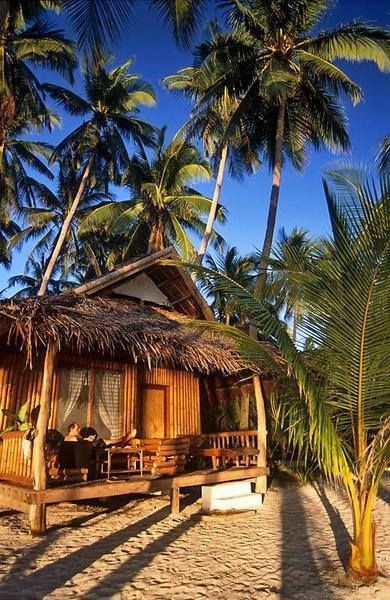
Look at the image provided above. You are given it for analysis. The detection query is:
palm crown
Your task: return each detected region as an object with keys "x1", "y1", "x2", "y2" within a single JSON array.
[
  {"x1": 0, "y1": 5, "x2": 75, "y2": 128},
  {"x1": 36, "y1": 54, "x2": 156, "y2": 295},
  {"x1": 45, "y1": 54, "x2": 157, "y2": 174},
  {"x1": 79, "y1": 128, "x2": 225, "y2": 260},
  {"x1": 181, "y1": 0, "x2": 390, "y2": 275}
]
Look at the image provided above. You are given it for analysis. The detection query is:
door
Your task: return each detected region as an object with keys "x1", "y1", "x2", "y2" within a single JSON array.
[{"x1": 142, "y1": 385, "x2": 166, "y2": 438}]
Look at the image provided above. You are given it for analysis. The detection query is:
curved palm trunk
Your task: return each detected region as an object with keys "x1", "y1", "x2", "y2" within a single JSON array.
[
  {"x1": 256, "y1": 99, "x2": 286, "y2": 294},
  {"x1": 197, "y1": 144, "x2": 228, "y2": 264},
  {"x1": 38, "y1": 152, "x2": 95, "y2": 296}
]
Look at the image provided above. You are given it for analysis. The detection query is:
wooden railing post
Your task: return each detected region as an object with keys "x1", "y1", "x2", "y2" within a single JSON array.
[
  {"x1": 30, "y1": 342, "x2": 56, "y2": 536},
  {"x1": 253, "y1": 374, "x2": 267, "y2": 494}
]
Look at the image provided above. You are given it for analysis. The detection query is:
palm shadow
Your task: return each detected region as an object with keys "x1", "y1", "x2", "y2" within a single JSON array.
[
  {"x1": 279, "y1": 485, "x2": 337, "y2": 599},
  {"x1": 314, "y1": 483, "x2": 351, "y2": 567},
  {"x1": 0, "y1": 500, "x2": 171, "y2": 598}
]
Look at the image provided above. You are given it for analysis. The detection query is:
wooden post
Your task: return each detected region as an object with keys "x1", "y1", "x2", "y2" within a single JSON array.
[
  {"x1": 253, "y1": 374, "x2": 267, "y2": 494},
  {"x1": 239, "y1": 385, "x2": 250, "y2": 430},
  {"x1": 170, "y1": 486, "x2": 180, "y2": 515},
  {"x1": 30, "y1": 342, "x2": 56, "y2": 536}
]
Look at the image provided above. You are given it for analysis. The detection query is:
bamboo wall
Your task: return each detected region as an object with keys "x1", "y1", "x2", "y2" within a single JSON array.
[{"x1": 0, "y1": 353, "x2": 201, "y2": 438}]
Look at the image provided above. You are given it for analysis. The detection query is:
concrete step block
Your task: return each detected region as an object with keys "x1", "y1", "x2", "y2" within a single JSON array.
[
  {"x1": 202, "y1": 480, "x2": 252, "y2": 502},
  {"x1": 202, "y1": 492, "x2": 263, "y2": 513}
]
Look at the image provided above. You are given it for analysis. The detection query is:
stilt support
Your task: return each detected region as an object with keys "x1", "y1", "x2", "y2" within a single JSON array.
[
  {"x1": 29, "y1": 504, "x2": 46, "y2": 536},
  {"x1": 170, "y1": 487, "x2": 180, "y2": 515}
]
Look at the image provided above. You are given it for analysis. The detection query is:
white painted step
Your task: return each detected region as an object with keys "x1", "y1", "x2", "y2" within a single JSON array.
[
  {"x1": 202, "y1": 480, "x2": 252, "y2": 501},
  {"x1": 202, "y1": 492, "x2": 263, "y2": 513}
]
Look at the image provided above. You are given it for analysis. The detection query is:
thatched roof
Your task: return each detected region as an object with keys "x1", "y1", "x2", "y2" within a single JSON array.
[{"x1": 0, "y1": 293, "x2": 257, "y2": 375}]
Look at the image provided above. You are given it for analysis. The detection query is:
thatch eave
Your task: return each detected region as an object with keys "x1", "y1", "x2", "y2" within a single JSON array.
[{"x1": 0, "y1": 293, "x2": 267, "y2": 376}]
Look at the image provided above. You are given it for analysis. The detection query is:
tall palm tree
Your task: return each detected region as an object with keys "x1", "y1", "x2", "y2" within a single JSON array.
[
  {"x1": 0, "y1": 0, "x2": 208, "y2": 69},
  {"x1": 37, "y1": 54, "x2": 156, "y2": 295},
  {"x1": 199, "y1": 247, "x2": 256, "y2": 324},
  {"x1": 0, "y1": 115, "x2": 54, "y2": 206},
  {"x1": 6, "y1": 252, "x2": 70, "y2": 297},
  {"x1": 264, "y1": 227, "x2": 317, "y2": 341},
  {"x1": 184, "y1": 1, "x2": 390, "y2": 284},
  {"x1": 80, "y1": 128, "x2": 225, "y2": 260},
  {"x1": 164, "y1": 26, "x2": 262, "y2": 263},
  {"x1": 0, "y1": 2, "x2": 75, "y2": 135},
  {"x1": 0, "y1": 114, "x2": 54, "y2": 267},
  {"x1": 184, "y1": 164, "x2": 390, "y2": 582},
  {"x1": 15, "y1": 161, "x2": 112, "y2": 279}
]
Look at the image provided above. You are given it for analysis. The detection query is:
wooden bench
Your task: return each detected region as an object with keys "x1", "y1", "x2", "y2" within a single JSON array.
[{"x1": 190, "y1": 430, "x2": 260, "y2": 469}]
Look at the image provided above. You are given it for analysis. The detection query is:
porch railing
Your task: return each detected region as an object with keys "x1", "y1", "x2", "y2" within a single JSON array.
[
  {"x1": 198, "y1": 429, "x2": 258, "y2": 450},
  {"x1": 0, "y1": 431, "x2": 33, "y2": 484}
]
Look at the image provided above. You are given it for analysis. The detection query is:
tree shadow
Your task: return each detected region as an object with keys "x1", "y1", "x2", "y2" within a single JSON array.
[
  {"x1": 313, "y1": 483, "x2": 351, "y2": 567},
  {"x1": 87, "y1": 513, "x2": 197, "y2": 597},
  {"x1": 279, "y1": 486, "x2": 337, "y2": 599},
  {"x1": 0, "y1": 501, "x2": 171, "y2": 598}
]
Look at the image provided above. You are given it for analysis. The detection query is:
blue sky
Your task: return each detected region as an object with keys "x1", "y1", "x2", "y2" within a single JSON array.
[{"x1": 2, "y1": 0, "x2": 389, "y2": 293}]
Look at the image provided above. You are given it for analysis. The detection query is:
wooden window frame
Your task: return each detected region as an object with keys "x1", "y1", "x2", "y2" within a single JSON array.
[{"x1": 55, "y1": 361, "x2": 125, "y2": 436}]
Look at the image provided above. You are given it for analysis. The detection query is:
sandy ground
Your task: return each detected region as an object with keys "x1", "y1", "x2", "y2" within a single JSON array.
[{"x1": 0, "y1": 479, "x2": 388, "y2": 600}]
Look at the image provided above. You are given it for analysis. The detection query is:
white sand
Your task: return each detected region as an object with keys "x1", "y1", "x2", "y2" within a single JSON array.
[{"x1": 0, "y1": 480, "x2": 388, "y2": 599}]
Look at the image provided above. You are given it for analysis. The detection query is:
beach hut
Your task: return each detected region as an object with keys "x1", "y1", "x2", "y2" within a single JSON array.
[{"x1": 0, "y1": 248, "x2": 272, "y2": 534}]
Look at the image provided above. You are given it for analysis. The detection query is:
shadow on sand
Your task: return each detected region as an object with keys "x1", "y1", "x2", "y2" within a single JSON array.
[
  {"x1": 313, "y1": 483, "x2": 351, "y2": 568},
  {"x1": 279, "y1": 485, "x2": 337, "y2": 599},
  {"x1": 0, "y1": 494, "x2": 197, "y2": 598}
]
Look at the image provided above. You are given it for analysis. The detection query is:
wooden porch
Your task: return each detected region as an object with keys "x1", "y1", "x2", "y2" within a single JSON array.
[
  {"x1": 0, "y1": 465, "x2": 268, "y2": 515},
  {"x1": 0, "y1": 427, "x2": 268, "y2": 534}
]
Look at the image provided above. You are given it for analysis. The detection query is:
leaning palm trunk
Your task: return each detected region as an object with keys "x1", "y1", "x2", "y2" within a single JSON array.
[
  {"x1": 256, "y1": 99, "x2": 286, "y2": 293},
  {"x1": 38, "y1": 152, "x2": 95, "y2": 296},
  {"x1": 197, "y1": 144, "x2": 228, "y2": 264}
]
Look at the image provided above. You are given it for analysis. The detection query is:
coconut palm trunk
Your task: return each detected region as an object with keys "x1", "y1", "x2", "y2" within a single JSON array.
[
  {"x1": 347, "y1": 480, "x2": 378, "y2": 581},
  {"x1": 38, "y1": 152, "x2": 95, "y2": 296},
  {"x1": 197, "y1": 144, "x2": 228, "y2": 264},
  {"x1": 256, "y1": 99, "x2": 286, "y2": 292},
  {"x1": 147, "y1": 217, "x2": 165, "y2": 254}
]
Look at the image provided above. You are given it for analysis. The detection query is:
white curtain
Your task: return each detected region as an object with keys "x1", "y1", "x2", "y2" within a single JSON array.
[
  {"x1": 57, "y1": 368, "x2": 89, "y2": 431},
  {"x1": 95, "y1": 370, "x2": 122, "y2": 439}
]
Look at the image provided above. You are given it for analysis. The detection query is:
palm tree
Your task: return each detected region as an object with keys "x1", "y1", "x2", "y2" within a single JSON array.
[
  {"x1": 184, "y1": 164, "x2": 390, "y2": 582},
  {"x1": 0, "y1": 115, "x2": 54, "y2": 206},
  {"x1": 376, "y1": 133, "x2": 390, "y2": 173},
  {"x1": 1, "y1": 0, "x2": 208, "y2": 69},
  {"x1": 15, "y1": 161, "x2": 112, "y2": 279},
  {"x1": 264, "y1": 227, "x2": 317, "y2": 342},
  {"x1": 184, "y1": 1, "x2": 390, "y2": 283},
  {"x1": 0, "y1": 115, "x2": 54, "y2": 267},
  {"x1": 0, "y1": 2, "x2": 75, "y2": 134},
  {"x1": 199, "y1": 247, "x2": 256, "y2": 324},
  {"x1": 6, "y1": 253, "x2": 70, "y2": 297},
  {"x1": 164, "y1": 26, "x2": 262, "y2": 263},
  {"x1": 37, "y1": 54, "x2": 156, "y2": 295},
  {"x1": 80, "y1": 128, "x2": 225, "y2": 260}
]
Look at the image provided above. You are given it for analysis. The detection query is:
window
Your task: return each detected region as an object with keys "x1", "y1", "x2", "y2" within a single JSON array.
[{"x1": 57, "y1": 366, "x2": 123, "y2": 439}]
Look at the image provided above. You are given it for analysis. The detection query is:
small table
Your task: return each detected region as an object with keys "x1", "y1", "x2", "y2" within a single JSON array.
[{"x1": 99, "y1": 446, "x2": 144, "y2": 479}]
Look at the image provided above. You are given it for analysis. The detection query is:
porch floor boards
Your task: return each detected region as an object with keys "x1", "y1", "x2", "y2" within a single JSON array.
[{"x1": 0, "y1": 466, "x2": 268, "y2": 512}]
